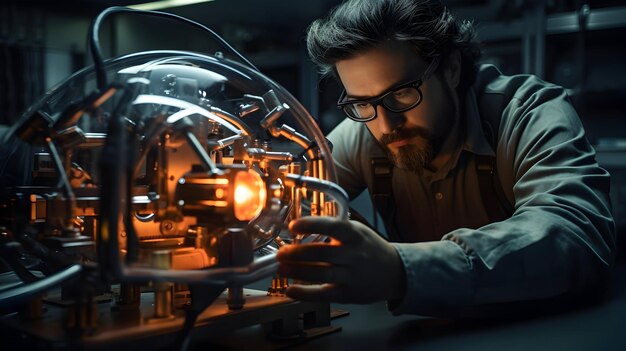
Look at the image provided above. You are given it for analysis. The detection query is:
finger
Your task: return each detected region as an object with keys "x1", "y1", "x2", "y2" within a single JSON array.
[
  {"x1": 285, "y1": 283, "x2": 346, "y2": 303},
  {"x1": 277, "y1": 244, "x2": 351, "y2": 264},
  {"x1": 289, "y1": 217, "x2": 359, "y2": 243},
  {"x1": 278, "y1": 262, "x2": 348, "y2": 284}
]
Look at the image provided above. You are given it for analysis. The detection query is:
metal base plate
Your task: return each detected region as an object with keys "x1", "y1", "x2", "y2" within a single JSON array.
[{"x1": 0, "y1": 288, "x2": 343, "y2": 350}]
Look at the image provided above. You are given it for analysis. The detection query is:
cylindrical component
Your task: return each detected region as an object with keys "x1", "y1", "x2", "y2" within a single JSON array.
[
  {"x1": 220, "y1": 227, "x2": 253, "y2": 310},
  {"x1": 152, "y1": 249, "x2": 172, "y2": 270},
  {"x1": 324, "y1": 201, "x2": 336, "y2": 217},
  {"x1": 286, "y1": 163, "x2": 302, "y2": 220},
  {"x1": 154, "y1": 287, "x2": 174, "y2": 318},
  {"x1": 66, "y1": 297, "x2": 99, "y2": 333},
  {"x1": 115, "y1": 283, "x2": 140, "y2": 310},
  {"x1": 267, "y1": 275, "x2": 289, "y2": 296},
  {"x1": 309, "y1": 158, "x2": 323, "y2": 216},
  {"x1": 227, "y1": 286, "x2": 245, "y2": 310},
  {"x1": 151, "y1": 250, "x2": 174, "y2": 319}
]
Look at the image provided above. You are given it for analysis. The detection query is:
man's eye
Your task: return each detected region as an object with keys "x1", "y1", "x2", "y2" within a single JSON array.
[
  {"x1": 355, "y1": 103, "x2": 370, "y2": 110},
  {"x1": 393, "y1": 88, "x2": 410, "y2": 98}
]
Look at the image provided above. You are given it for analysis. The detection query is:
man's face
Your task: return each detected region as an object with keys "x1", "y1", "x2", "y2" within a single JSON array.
[{"x1": 335, "y1": 41, "x2": 459, "y2": 174}]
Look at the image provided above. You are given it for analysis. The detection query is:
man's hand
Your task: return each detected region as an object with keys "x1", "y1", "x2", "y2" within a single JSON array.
[{"x1": 277, "y1": 216, "x2": 406, "y2": 304}]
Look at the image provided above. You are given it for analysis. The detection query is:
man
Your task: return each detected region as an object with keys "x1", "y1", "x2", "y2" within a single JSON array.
[{"x1": 277, "y1": 0, "x2": 616, "y2": 317}]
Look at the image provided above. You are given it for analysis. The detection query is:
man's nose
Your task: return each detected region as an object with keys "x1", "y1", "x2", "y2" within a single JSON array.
[{"x1": 376, "y1": 105, "x2": 405, "y2": 134}]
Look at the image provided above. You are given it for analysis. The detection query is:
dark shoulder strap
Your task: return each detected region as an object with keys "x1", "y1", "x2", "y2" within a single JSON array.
[
  {"x1": 475, "y1": 154, "x2": 513, "y2": 222},
  {"x1": 369, "y1": 157, "x2": 401, "y2": 241},
  {"x1": 476, "y1": 91, "x2": 514, "y2": 221}
]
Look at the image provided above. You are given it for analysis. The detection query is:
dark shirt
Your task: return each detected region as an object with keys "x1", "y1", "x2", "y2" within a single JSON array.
[{"x1": 328, "y1": 65, "x2": 616, "y2": 316}]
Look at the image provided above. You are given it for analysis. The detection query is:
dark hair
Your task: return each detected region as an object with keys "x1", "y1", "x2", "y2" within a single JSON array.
[{"x1": 307, "y1": 0, "x2": 481, "y2": 91}]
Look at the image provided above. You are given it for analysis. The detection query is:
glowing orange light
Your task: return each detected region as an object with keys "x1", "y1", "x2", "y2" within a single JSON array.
[
  {"x1": 233, "y1": 169, "x2": 266, "y2": 221},
  {"x1": 215, "y1": 188, "x2": 225, "y2": 199},
  {"x1": 235, "y1": 184, "x2": 253, "y2": 204},
  {"x1": 273, "y1": 188, "x2": 281, "y2": 198}
]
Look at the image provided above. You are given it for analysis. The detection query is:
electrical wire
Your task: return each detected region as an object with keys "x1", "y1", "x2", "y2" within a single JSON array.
[
  {"x1": 0, "y1": 242, "x2": 39, "y2": 283},
  {"x1": 175, "y1": 309, "x2": 200, "y2": 351},
  {"x1": 0, "y1": 264, "x2": 82, "y2": 314},
  {"x1": 88, "y1": 6, "x2": 259, "y2": 91}
]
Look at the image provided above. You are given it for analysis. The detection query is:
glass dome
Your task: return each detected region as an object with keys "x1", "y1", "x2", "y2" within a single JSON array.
[{"x1": 2, "y1": 49, "x2": 347, "y2": 285}]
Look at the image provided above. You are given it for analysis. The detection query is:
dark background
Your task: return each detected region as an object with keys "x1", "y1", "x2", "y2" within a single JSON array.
[{"x1": 1, "y1": 0, "x2": 625, "y2": 237}]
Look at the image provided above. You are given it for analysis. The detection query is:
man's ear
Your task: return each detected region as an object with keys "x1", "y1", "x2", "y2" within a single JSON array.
[{"x1": 445, "y1": 50, "x2": 462, "y2": 89}]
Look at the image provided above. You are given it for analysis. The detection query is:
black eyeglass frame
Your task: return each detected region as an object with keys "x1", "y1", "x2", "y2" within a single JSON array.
[{"x1": 336, "y1": 56, "x2": 440, "y2": 122}]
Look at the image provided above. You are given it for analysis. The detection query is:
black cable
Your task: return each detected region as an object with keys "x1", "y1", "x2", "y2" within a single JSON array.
[
  {"x1": 0, "y1": 242, "x2": 39, "y2": 283},
  {"x1": 98, "y1": 82, "x2": 134, "y2": 277},
  {"x1": 96, "y1": 77, "x2": 151, "y2": 277},
  {"x1": 0, "y1": 264, "x2": 82, "y2": 314},
  {"x1": 171, "y1": 285, "x2": 225, "y2": 351},
  {"x1": 89, "y1": 6, "x2": 259, "y2": 91},
  {"x1": 174, "y1": 309, "x2": 201, "y2": 351},
  {"x1": 17, "y1": 228, "x2": 71, "y2": 270}
]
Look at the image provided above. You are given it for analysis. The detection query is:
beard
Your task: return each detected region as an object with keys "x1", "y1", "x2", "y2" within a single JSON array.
[
  {"x1": 379, "y1": 127, "x2": 436, "y2": 175},
  {"x1": 376, "y1": 78, "x2": 460, "y2": 175}
]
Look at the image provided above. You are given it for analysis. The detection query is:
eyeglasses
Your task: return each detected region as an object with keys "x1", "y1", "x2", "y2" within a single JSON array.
[{"x1": 336, "y1": 56, "x2": 440, "y2": 122}]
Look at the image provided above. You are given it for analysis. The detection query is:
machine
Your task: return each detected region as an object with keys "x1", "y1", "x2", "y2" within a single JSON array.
[{"x1": 0, "y1": 7, "x2": 348, "y2": 350}]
